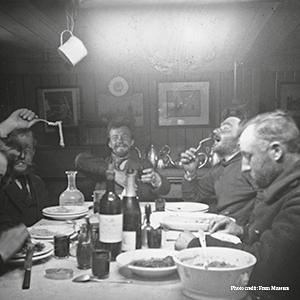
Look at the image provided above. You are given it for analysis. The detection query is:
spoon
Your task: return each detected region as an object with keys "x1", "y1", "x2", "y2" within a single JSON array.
[
  {"x1": 198, "y1": 230, "x2": 209, "y2": 269},
  {"x1": 72, "y1": 274, "x2": 132, "y2": 284}
]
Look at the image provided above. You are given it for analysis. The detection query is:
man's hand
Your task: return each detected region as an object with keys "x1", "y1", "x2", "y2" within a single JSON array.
[
  {"x1": 0, "y1": 109, "x2": 39, "y2": 137},
  {"x1": 209, "y1": 217, "x2": 244, "y2": 237},
  {"x1": 0, "y1": 224, "x2": 29, "y2": 262},
  {"x1": 174, "y1": 231, "x2": 196, "y2": 251},
  {"x1": 180, "y1": 147, "x2": 199, "y2": 175},
  {"x1": 141, "y1": 168, "x2": 162, "y2": 188}
]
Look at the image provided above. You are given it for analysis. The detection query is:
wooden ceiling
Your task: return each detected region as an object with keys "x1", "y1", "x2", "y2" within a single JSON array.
[{"x1": 0, "y1": 0, "x2": 299, "y2": 71}]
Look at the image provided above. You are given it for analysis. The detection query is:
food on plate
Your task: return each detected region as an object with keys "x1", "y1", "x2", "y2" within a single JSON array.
[
  {"x1": 18, "y1": 241, "x2": 45, "y2": 255},
  {"x1": 180, "y1": 255, "x2": 236, "y2": 269},
  {"x1": 130, "y1": 256, "x2": 175, "y2": 268},
  {"x1": 29, "y1": 228, "x2": 58, "y2": 237},
  {"x1": 51, "y1": 206, "x2": 72, "y2": 213}
]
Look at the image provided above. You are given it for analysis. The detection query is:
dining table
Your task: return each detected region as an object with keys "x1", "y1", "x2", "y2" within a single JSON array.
[{"x1": 0, "y1": 202, "x2": 252, "y2": 300}]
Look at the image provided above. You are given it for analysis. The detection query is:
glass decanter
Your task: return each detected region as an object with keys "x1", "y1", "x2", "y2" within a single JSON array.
[{"x1": 59, "y1": 171, "x2": 85, "y2": 206}]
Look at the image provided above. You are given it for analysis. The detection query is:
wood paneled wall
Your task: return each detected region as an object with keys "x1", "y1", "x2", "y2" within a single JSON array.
[
  {"x1": 260, "y1": 69, "x2": 300, "y2": 111},
  {"x1": 0, "y1": 62, "x2": 262, "y2": 159}
]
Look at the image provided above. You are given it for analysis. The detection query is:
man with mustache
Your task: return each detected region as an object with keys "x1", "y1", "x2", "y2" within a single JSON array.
[
  {"x1": 0, "y1": 128, "x2": 50, "y2": 227},
  {"x1": 0, "y1": 109, "x2": 38, "y2": 267},
  {"x1": 176, "y1": 110, "x2": 300, "y2": 300},
  {"x1": 180, "y1": 107, "x2": 257, "y2": 225},
  {"x1": 75, "y1": 117, "x2": 170, "y2": 200}
]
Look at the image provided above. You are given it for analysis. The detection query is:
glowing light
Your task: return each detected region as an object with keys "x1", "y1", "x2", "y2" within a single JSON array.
[{"x1": 84, "y1": 7, "x2": 235, "y2": 72}]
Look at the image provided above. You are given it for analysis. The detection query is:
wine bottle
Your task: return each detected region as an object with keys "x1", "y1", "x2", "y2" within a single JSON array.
[
  {"x1": 122, "y1": 168, "x2": 142, "y2": 251},
  {"x1": 98, "y1": 164, "x2": 123, "y2": 261}
]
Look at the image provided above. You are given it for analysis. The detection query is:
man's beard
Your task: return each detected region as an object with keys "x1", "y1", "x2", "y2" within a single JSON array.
[
  {"x1": 13, "y1": 161, "x2": 34, "y2": 176},
  {"x1": 113, "y1": 144, "x2": 130, "y2": 157},
  {"x1": 252, "y1": 161, "x2": 281, "y2": 189},
  {"x1": 213, "y1": 138, "x2": 238, "y2": 158}
]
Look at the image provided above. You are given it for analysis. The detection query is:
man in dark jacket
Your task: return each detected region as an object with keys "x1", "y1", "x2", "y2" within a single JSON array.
[
  {"x1": 176, "y1": 110, "x2": 300, "y2": 300},
  {"x1": 75, "y1": 117, "x2": 170, "y2": 201},
  {"x1": 180, "y1": 107, "x2": 257, "y2": 225},
  {"x1": 0, "y1": 128, "x2": 50, "y2": 227},
  {"x1": 0, "y1": 109, "x2": 37, "y2": 267}
]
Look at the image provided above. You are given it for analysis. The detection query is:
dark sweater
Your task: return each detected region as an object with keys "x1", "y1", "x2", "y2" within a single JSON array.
[
  {"x1": 187, "y1": 160, "x2": 300, "y2": 300},
  {"x1": 182, "y1": 152, "x2": 257, "y2": 225}
]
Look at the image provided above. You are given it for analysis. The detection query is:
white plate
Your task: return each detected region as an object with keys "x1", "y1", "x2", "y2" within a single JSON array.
[
  {"x1": 116, "y1": 249, "x2": 177, "y2": 278},
  {"x1": 42, "y1": 211, "x2": 88, "y2": 220},
  {"x1": 10, "y1": 241, "x2": 53, "y2": 260},
  {"x1": 29, "y1": 225, "x2": 75, "y2": 240},
  {"x1": 8, "y1": 250, "x2": 53, "y2": 265},
  {"x1": 160, "y1": 212, "x2": 232, "y2": 232},
  {"x1": 43, "y1": 205, "x2": 88, "y2": 216},
  {"x1": 165, "y1": 202, "x2": 209, "y2": 213},
  {"x1": 211, "y1": 232, "x2": 241, "y2": 245}
]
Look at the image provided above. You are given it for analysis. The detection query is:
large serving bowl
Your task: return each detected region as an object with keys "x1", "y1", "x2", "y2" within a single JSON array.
[{"x1": 173, "y1": 247, "x2": 257, "y2": 300}]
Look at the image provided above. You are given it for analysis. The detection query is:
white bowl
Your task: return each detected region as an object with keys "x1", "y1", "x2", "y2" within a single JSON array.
[
  {"x1": 174, "y1": 247, "x2": 257, "y2": 300},
  {"x1": 116, "y1": 249, "x2": 177, "y2": 278}
]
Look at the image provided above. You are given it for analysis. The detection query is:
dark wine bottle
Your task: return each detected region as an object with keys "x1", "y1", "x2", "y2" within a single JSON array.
[
  {"x1": 122, "y1": 168, "x2": 142, "y2": 251},
  {"x1": 98, "y1": 164, "x2": 123, "y2": 261}
]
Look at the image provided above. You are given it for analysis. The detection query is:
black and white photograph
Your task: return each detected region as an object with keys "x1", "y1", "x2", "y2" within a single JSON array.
[{"x1": 0, "y1": 1, "x2": 299, "y2": 300}]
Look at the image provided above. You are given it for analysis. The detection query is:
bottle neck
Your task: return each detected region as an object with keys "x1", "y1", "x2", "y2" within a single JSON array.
[
  {"x1": 106, "y1": 179, "x2": 115, "y2": 193},
  {"x1": 124, "y1": 173, "x2": 136, "y2": 197},
  {"x1": 66, "y1": 171, "x2": 77, "y2": 190}
]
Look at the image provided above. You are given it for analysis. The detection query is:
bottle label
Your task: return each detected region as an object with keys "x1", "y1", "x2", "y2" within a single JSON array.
[
  {"x1": 99, "y1": 214, "x2": 123, "y2": 243},
  {"x1": 122, "y1": 231, "x2": 136, "y2": 251}
]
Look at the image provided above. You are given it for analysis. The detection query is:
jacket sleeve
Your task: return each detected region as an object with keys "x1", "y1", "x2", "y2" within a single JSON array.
[
  {"x1": 75, "y1": 152, "x2": 108, "y2": 181},
  {"x1": 241, "y1": 196, "x2": 300, "y2": 289},
  {"x1": 182, "y1": 168, "x2": 216, "y2": 204}
]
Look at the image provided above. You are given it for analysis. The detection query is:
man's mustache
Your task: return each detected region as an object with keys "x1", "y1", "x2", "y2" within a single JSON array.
[{"x1": 14, "y1": 160, "x2": 33, "y2": 167}]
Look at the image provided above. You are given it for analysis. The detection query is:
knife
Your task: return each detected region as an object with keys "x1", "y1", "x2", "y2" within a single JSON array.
[{"x1": 22, "y1": 243, "x2": 35, "y2": 289}]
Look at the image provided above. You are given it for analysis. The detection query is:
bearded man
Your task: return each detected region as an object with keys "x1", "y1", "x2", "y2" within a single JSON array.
[
  {"x1": 75, "y1": 117, "x2": 170, "y2": 201},
  {"x1": 180, "y1": 107, "x2": 257, "y2": 225},
  {"x1": 176, "y1": 110, "x2": 300, "y2": 300}
]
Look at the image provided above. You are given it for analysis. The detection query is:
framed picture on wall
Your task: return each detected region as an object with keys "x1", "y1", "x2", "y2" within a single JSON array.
[
  {"x1": 280, "y1": 83, "x2": 300, "y2": 116},
  {"x1": 37, "y1": 87, "x2": 80, "y2": 130},
  {"x1": 158, "y1": 81, "x2": 210, "y2": 126}
]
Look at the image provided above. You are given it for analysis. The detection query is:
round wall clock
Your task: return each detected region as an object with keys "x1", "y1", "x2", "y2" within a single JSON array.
[{"x1": 108, "y1": 76, "x2": 129, "y2": 97}]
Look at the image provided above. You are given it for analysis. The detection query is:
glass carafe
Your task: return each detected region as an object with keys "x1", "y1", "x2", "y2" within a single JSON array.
[{"x1": 59, "y1": 171, "x2": 85, "y2": 206}]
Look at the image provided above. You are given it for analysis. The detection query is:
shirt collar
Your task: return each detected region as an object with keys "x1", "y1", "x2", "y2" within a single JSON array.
[{"x1": 221, "y1": 151, "x2": 241, "y2": 166}]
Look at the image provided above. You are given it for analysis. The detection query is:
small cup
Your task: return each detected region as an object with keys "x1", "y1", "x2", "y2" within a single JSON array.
[
  {"x1": 92, "y1": 249, "x2": 110, "y2": 278},
  {"x1": 54, "y1": 234, "x2": 69, "y2": 258},
  {"x1": 155, "y1": 198, "x2": 165, "y2": 211},
  {"x1": 57, "y1": 30, "x2": 88, "y2": 66},
  {"x1": 147, "y1": 228, "x2": 162, "y2": 248}
]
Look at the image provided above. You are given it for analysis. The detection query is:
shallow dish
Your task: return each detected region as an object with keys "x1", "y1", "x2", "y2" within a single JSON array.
[
  {"x1": 165, "y1": 202, "x2": 209, "y2": 213},
  {"x1": 29, "y1": 224, "x2": 75, "y2": 240},
  {"x1": 211, "y1": 232, "x2": 241, "y2": 245},
  {"x1": 42, "y1": 211, "x2": 88, "y2": 220},
  {"x1": 9, "y1": 240, "x2": 53, "y2": 263},
  {"x1": 160, "y1": 212, "x2": 233, "y2": 232},
  {"x1": 42, "y1": 205, "x2": 88, "y2": 216},
  {"x1": 174, "y1": 247, "x2": 256, "y2": 300},
  {"x1": 8, "y1": 250, "x2": 53, "y2": 265},
  {"x1": 116, "y1": 249, "x2": 177, "y2": 278}
]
